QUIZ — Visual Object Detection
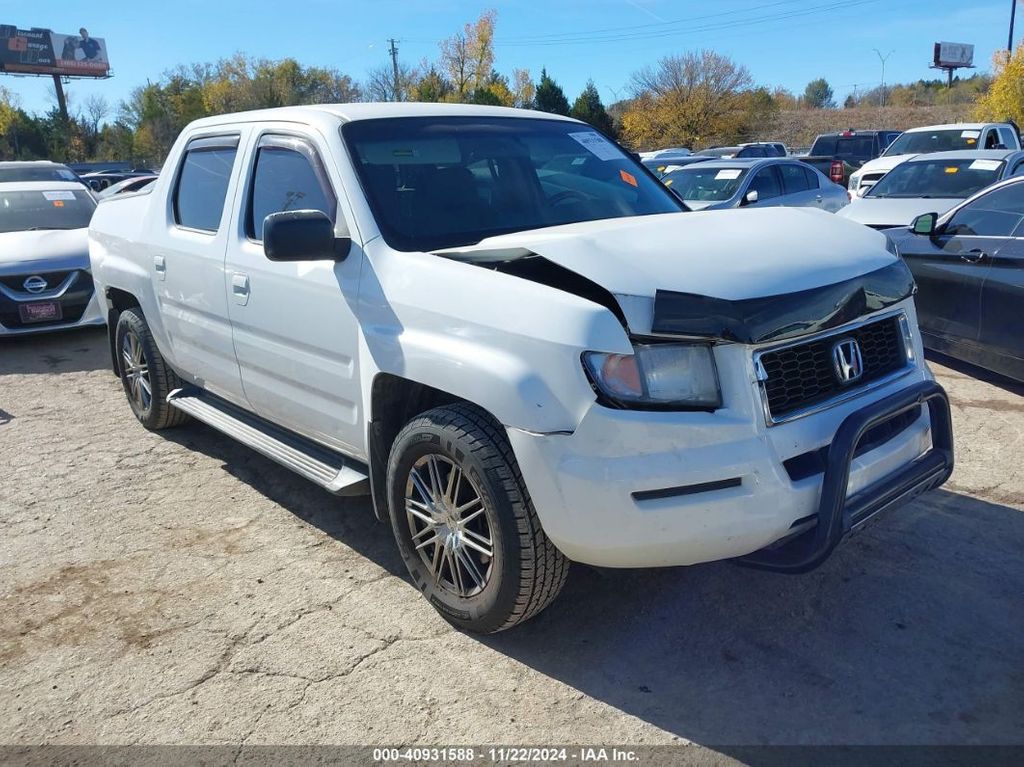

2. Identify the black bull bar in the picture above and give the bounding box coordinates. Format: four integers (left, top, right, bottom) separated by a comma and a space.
738, 380, 954, 573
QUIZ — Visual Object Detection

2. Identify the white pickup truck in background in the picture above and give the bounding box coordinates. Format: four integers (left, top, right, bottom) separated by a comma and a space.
89, 103, 953, 633
849, 122, 1023, 197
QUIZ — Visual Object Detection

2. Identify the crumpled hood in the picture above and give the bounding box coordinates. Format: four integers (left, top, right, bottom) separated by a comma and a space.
0, 228, 89, 274
837, 197, 959, 228
443, 208, 896, 302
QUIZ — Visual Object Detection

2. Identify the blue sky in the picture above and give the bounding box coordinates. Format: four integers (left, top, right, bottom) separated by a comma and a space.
1, 0, 1017, 118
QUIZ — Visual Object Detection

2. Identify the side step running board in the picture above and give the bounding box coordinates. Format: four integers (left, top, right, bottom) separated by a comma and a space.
167, 388, 370, 496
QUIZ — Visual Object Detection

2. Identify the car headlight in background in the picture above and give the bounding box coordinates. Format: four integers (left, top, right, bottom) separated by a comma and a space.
582, 343, 721, 409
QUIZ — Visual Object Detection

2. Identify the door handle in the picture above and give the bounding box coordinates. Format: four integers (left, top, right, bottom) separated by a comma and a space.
961, 249, 988, 263
231, 273, 250, 306
153, 255, 166, 281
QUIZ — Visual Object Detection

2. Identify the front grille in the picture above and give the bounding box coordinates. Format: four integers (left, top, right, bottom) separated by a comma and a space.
0, 271, 93, 329
0, 270, 75, 293
759, 315, 906, 420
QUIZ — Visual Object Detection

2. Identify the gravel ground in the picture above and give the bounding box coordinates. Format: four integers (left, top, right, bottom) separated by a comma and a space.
0, 326, 1022, 748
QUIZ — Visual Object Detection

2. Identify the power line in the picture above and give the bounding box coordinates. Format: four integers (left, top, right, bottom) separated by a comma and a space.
483, 0, 884, 47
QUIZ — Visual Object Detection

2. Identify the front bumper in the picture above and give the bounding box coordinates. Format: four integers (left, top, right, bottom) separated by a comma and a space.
508, 361, 949, 569
0, 268, 105, 336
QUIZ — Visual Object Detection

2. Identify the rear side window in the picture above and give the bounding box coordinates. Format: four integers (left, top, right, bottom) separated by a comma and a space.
247, 136, 336, 240
174, 136, 239, 232
779, 164, 812, 194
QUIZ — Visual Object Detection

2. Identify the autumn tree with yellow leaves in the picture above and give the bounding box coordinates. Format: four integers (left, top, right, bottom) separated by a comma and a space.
974, 43, 1024, 125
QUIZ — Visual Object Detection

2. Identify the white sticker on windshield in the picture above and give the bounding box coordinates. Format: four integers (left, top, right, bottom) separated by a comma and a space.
969, 159, 1002, 171
715, 169, 742, 180
568, 131, 621, 161
961, 130, 980, 139
42, 191, 75, 201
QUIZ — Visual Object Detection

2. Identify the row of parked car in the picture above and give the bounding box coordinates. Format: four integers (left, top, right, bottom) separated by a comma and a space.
639, 121, 1024, 382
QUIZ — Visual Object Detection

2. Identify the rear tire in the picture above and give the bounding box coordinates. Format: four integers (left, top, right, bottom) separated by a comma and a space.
115, 308, 190, 431
387, 403, 569, 633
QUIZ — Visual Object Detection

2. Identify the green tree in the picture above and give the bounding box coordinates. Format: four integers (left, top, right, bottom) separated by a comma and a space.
570, 80, 614, 135
802, 78, 835, 109
534, 68, 570, 116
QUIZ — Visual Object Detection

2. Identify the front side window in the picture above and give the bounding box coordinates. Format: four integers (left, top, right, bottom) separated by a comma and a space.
884, 129, 985, 156
946, 182, 1024, 237
174, 137, 239, 232
343, 117, 682, 252
248, 138, 336, 240
661, 166, 748, 202
868, 158, 1005, 200
748, 167, 782, 200
0, 188, 96, 233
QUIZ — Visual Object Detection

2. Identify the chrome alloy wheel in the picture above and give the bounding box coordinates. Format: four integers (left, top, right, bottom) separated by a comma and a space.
121, 329, 152, 413
405, 453, 494, 597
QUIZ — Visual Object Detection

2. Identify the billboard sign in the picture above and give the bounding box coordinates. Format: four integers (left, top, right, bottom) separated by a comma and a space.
933, 42, 974, 68
0, 24, 109, 77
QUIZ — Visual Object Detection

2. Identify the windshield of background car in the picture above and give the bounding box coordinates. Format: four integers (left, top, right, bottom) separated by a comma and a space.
884, 129, 986, 156
866, 158, 1005, 199
0, 189, 96, 233
342, 117, 682, 251
0, 166, 79, 183
660, 166, 748, 201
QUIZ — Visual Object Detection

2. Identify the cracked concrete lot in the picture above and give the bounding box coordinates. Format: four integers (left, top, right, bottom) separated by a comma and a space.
1, 326, 1022, 748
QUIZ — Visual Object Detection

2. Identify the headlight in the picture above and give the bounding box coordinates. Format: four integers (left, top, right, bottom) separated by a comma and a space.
582, 343, 721, 409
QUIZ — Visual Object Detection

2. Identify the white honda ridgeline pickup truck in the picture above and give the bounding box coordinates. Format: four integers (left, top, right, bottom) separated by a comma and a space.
90, 104, 954, 633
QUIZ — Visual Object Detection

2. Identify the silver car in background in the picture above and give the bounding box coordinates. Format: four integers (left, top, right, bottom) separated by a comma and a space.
0, 179, 104, 336
660, 158, 849, 212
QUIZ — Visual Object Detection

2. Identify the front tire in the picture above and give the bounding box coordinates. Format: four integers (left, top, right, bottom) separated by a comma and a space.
115, 308, 189, 431
387, 404, 569, 633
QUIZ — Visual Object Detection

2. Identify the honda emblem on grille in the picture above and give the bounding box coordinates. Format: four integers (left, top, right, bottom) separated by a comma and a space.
23, 275, 48, 294
832, 338, 864, 385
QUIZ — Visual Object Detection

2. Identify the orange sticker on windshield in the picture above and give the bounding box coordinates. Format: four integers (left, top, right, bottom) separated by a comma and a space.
945, 167, 959, 174
620, 169, 638, 187
966, 138, 976, 144
52, 200, 64, 207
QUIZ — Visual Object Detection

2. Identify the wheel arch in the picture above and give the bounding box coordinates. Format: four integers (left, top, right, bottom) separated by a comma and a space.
105, 287, 141, 374
367, 373, 502, 522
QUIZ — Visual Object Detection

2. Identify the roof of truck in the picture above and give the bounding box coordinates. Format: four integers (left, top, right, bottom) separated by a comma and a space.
903, 123, 1005, 133
185, 102, 581, 130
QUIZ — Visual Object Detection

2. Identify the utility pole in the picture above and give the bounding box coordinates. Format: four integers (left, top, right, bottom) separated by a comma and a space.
873, 49, 894, 108
1010, 0, 1019, 52
387, 38, 401, 101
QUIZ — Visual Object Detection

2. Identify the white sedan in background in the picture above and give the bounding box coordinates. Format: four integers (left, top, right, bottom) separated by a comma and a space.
0, 180, 105, 335
838, 150, 1024, 230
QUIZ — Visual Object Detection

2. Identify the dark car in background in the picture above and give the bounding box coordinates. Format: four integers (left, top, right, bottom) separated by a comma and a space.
888, 175, 1024, 382
800, 129, 902, 186
0, 161, 81, 184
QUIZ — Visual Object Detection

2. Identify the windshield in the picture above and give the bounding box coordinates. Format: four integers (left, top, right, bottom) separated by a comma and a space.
661, 166, 748, 202
867, 158, 1004, 199
343, 117, 681, 251
0, 166, 78, 183
0, 189, 96, 233
884, 129, 986, 156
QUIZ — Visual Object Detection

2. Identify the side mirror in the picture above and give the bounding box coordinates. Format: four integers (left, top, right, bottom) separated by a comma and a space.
911, 212, 938, 237
88, 179, 102, 191
742, 189, 759, 206
263, 210, 351, 262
